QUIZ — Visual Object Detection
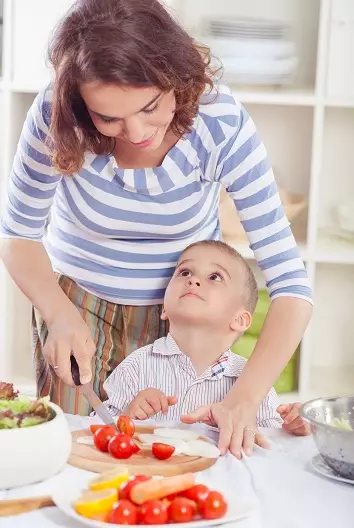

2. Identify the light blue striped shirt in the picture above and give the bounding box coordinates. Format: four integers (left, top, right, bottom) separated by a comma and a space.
0, 83, 313, 305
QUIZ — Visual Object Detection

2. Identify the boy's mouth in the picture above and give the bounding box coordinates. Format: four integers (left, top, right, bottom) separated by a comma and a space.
180, 290, 204, 300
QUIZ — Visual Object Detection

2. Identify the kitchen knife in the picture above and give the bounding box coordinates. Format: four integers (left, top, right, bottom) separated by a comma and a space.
70, 355, 118, 430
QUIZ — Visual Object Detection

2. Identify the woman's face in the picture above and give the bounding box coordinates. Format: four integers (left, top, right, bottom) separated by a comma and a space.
80, 82, 176, 151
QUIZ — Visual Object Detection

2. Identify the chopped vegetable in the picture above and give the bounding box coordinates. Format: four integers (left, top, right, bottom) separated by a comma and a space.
153, 427, 199, 441
331, 418, 353, 431
108, 434, 137, 459
88, 467, 130, 491
130, 473, 196, 505
0, 383, 54, 429
152, 442, 175, 460
117, 415, 135, 437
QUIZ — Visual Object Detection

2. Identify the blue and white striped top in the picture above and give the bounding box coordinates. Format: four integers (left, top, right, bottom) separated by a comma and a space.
0, 83, 313, 306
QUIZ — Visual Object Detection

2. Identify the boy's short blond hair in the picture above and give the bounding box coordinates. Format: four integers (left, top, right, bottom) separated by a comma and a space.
180, 240, 259, 314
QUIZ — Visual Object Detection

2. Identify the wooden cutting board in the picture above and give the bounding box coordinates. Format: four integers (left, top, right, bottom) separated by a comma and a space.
69, 426, 217, 476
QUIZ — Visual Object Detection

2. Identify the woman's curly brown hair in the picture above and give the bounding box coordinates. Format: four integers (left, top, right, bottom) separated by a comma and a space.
47, 0, 218, 174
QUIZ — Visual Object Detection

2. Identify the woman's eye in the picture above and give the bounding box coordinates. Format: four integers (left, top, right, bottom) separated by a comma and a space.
143, 102, 160, 115
209, 273, 223, 281
101, 116, 119, 124
180, 270, 191, 277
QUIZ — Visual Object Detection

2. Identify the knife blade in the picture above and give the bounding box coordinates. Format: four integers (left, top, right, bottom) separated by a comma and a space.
70, 355, 119, 430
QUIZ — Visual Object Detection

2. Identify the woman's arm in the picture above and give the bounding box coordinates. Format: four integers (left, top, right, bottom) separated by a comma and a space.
184, 92, 313, 457
0, 87, 95, 385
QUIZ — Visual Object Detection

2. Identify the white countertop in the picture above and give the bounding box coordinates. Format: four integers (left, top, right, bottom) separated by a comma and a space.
1, 415, 353, 528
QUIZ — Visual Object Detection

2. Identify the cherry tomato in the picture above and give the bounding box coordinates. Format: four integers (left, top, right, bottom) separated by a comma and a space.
200, 491, 227, 520
89, 424, 103, 435
107, 500, 138, 525
140, 500, 168, 525
108, 433, 136, 459
168, 497, 196, 523
152, 442, 175, 460
119, 475, 151, 500
93, 425, 117, 453
131, 441, 140, 454
182, 484, 209, 507
117, 415, 135, 437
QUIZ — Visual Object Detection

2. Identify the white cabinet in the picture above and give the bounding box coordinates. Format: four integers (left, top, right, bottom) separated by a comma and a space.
10, 0, 74, 90
326, 0, 354, 99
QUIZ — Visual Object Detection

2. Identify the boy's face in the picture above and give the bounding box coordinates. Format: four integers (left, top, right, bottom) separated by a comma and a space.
163, 245, 251, 332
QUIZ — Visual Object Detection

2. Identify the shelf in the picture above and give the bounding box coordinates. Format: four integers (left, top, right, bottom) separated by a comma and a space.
233, 87, 316, 107
10, 81, 43, 94
316, 233, 354, 264
325, 97, 354, 109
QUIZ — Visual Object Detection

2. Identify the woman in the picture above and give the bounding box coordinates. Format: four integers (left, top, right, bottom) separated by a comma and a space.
0, 0, 312, 458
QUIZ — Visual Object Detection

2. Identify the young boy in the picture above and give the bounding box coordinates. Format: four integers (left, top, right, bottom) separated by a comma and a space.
104, 240, 309, 436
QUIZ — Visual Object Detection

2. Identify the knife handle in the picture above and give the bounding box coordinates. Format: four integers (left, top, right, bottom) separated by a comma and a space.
70, 355, 82, 386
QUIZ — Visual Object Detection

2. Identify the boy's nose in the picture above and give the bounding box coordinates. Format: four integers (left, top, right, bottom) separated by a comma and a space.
188, 277, 201, 287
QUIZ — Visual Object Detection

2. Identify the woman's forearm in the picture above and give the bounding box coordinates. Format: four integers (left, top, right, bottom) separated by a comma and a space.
0, 238, 76, 324
225, 297, 313, 408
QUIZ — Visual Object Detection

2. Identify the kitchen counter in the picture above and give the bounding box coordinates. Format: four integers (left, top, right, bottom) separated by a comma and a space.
1, 414, 353, 528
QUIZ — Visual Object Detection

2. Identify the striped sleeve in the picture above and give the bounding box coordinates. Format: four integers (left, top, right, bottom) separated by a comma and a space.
256, 387, 282, 428
216, 103, 313, 304
0, 86, 62, 241
103, 350, 143, 416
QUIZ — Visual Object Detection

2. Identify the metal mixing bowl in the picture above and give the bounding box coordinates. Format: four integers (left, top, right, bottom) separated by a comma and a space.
300, 395, 354, 480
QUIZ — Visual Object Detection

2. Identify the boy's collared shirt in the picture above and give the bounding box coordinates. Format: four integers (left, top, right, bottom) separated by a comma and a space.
103, 334, 282, 427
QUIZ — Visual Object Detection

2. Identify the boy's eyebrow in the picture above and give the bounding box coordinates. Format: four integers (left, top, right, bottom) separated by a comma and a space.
175, 258, 191, 270
89, 94, 161, 121
175, 259, 231, 279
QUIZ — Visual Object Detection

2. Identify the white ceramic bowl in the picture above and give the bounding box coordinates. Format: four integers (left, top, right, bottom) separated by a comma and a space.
0, 402, 72, 489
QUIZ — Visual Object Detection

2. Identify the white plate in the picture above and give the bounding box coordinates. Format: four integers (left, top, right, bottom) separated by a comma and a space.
311, 455, 354, 485
52, 484, 257, 528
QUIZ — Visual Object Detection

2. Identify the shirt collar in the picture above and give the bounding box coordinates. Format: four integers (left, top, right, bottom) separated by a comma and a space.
152, 334, 235, 380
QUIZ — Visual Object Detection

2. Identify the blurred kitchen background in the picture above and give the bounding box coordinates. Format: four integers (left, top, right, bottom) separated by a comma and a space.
0, 0, 354, 403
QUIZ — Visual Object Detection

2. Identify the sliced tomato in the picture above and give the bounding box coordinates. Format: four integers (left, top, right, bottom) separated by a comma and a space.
119, 475, 151, 501
107, 499, 138, 525
117, 415, 135, 437
93, 425, 117, 453
140, 499, 168, 525
200, 490, 227, 520
181, 484, 209, 508
168, 497, 196, 523
108, 433, 136, 459
152, 442, 175, 460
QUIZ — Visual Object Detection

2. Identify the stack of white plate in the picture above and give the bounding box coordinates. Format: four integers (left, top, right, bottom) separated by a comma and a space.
200, 17, 298, 86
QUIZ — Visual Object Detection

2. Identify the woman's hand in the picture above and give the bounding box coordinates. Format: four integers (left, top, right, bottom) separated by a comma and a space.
43, 307, 96, 386
181, 400, 270, 459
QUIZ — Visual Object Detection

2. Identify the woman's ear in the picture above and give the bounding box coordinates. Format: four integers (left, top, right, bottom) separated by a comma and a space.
229, 310, 252, 333
160, 307, 168, 321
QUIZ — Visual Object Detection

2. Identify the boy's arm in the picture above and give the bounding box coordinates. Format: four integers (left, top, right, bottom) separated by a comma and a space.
256, 387, 283, 428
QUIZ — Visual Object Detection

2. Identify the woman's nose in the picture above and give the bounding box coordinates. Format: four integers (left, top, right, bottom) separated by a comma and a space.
188, 277, 201, 287
123, 117, 146, 144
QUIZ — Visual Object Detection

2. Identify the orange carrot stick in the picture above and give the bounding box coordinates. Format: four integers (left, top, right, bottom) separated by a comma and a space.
130, 473, 196, 505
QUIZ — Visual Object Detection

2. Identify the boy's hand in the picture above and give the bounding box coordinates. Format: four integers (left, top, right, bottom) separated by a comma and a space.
126, 388, 177, 420
277, 403, 311, 436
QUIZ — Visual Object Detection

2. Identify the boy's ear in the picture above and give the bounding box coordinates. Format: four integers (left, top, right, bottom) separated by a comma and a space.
230, 309, 252, 333
160, 307, 168, 321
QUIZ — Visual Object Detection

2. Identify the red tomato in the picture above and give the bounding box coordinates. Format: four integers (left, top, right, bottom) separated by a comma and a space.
117, 415, 135, 437
108, 433, 136, 459
168, 497, 196, 523
119, 475, 151, 501
200, 491, 227, 520
182, 484, 210, 507
107, 500, 138, 525
152, 442, 175, 460
140, 500, 168, 525
89, 424, 103, 435
131, 441, 140, 454
93, 425, 117, 453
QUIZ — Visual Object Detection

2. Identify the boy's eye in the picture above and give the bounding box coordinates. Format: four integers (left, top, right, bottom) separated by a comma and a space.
179, 269, 191, 277
209, 272, 223, 281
